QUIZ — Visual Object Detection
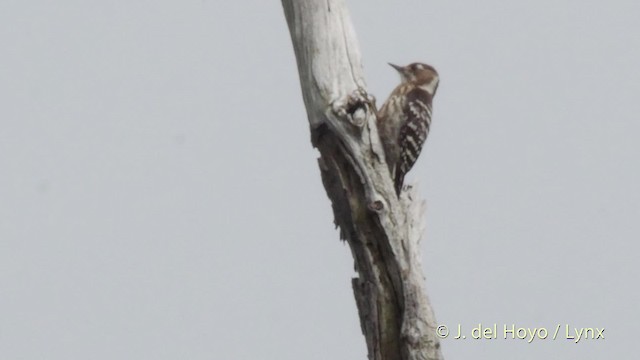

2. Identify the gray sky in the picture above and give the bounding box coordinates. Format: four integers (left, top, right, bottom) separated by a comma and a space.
1, 1, 637, 359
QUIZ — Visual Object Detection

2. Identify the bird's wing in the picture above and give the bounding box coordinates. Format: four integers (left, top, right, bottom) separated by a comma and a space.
395, 88, 433, 194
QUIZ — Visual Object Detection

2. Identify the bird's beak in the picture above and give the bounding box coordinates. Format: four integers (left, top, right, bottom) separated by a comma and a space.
388, 63, 404, 73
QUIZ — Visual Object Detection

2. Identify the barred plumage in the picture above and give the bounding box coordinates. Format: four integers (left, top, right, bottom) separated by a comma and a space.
377, 63, 439, 196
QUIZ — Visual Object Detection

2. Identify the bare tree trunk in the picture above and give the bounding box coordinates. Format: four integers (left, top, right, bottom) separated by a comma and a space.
281, 1, 443, 360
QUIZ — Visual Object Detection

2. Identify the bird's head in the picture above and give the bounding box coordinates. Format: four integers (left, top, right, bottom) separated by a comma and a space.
389, 62, 439, 95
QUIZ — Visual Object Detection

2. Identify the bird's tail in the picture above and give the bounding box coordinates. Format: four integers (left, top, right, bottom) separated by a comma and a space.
394, 171, 405, 197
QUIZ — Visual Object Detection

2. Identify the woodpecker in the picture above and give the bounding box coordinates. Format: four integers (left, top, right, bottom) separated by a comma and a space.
377, 62, 439, 196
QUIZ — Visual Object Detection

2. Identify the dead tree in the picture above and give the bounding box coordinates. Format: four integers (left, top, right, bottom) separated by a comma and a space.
281, 1, 444, 359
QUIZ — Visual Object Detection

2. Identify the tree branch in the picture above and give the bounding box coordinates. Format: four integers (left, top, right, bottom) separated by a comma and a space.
281, 1, 443, 359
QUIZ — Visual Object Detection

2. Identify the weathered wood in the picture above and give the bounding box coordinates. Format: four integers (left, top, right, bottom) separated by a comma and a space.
281, 1, 443, 359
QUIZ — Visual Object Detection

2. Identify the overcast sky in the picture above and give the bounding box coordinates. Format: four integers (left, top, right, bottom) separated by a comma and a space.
1, 1, 638, 359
